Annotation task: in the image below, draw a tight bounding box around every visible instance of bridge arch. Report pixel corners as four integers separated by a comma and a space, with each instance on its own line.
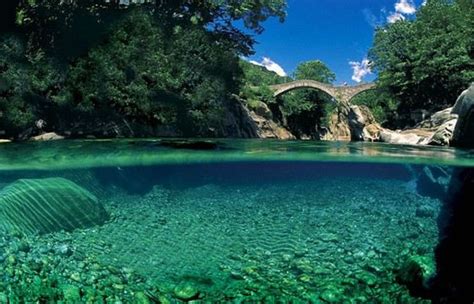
271, 80, 337, 100
269, 80, 376, 105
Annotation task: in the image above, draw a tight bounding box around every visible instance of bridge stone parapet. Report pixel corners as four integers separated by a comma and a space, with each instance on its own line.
269, 80, 376, 105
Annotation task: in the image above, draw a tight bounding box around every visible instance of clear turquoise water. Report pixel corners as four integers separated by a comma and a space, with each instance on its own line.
0, 140, 472, 303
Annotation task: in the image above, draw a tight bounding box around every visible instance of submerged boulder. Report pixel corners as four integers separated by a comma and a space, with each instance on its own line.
396, 255, 435, 297
0, 177, 108, 235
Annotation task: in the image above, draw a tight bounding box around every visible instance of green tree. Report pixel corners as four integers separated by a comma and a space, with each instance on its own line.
278, 60, 336, 138
238, 60, 289, 109
11, 0, 286, 56
0, 36, 61, 137
294, 60, 336, 83
369, 0, 474, 122
350, 89, 400, 126
56, 10, 241, 136
1, 1, 288, 138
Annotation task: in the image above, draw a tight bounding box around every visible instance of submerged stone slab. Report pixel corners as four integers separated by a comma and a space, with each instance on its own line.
0, 177, 108, 235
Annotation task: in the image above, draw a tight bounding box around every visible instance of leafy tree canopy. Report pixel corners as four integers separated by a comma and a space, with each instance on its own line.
294, 60, 336, 84
369, 0, 473, 116
0, 1, 287, 139
6, 0, 286, 56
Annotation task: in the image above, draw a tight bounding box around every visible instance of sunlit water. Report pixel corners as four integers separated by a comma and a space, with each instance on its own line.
0, 140, 473, 303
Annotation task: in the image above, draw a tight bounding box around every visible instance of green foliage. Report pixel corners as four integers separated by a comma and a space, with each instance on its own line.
280, 60, 335, 116
240, 60, 288, 86
241, 86, 275, 110
0, 0, 287, 139
351, 90, 400, 126
278, 60, 336, 138
369, 0, 474, 117
321, 102, 337, 128
0, 36, 61, 137
238, 60, 288, 109
294, 60, 336, 83
55, 10, 241, 136
10, 0, 287, 56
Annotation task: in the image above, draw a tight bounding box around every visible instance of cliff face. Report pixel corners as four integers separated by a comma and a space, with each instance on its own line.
220, 98, 294, 139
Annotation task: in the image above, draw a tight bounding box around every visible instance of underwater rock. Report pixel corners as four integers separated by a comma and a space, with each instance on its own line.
134, 292, 152, 304
0, 177, 108, 235
320, 287, 342, 303
396, 255, 434, 297
415, 205, 436, 218
61, 284, 81, 302
173, 284, 200, 301
159, 140, 220, 150
416, 165, 452, 200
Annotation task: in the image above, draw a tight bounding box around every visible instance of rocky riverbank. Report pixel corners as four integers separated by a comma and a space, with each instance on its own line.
315, 83, 474, 148
1, 84, 472, 148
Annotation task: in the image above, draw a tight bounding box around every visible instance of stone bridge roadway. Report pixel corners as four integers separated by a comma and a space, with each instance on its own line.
269, 80, 376, 104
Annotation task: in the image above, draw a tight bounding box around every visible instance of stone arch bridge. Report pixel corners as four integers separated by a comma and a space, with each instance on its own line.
269, 80, 376, 105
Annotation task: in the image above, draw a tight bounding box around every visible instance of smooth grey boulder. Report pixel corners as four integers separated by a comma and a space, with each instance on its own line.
379, 129, 428, 145
429, 118, 458, 146
452, 83, 474, 148
31, 132, 65, 141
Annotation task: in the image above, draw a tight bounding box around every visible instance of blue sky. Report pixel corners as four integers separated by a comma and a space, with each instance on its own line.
244, 0, 426, 85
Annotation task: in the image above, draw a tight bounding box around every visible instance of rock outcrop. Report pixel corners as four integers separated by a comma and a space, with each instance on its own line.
451, 83, 474, 148
219, 98, 260, 138
358, 106, 458, 146
0, 178, 109, 235
348, 105, 383, 142
379, 129, 430, 145
223, 98, 295, 139
247, 101, 295, 139
374, 83, 473, 147
31, 132, 65, 141
320, 106, 352, 141
320, 104, 382, 142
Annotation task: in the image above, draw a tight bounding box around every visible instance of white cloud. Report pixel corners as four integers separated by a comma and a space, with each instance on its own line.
422, 0, 427, 6
387, 12, 406, 23
248, 57, 287, 77
249, 60, 263, 67
349, 59, 372, 83
395, 0, 416, 14
386, 0, 417, 23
